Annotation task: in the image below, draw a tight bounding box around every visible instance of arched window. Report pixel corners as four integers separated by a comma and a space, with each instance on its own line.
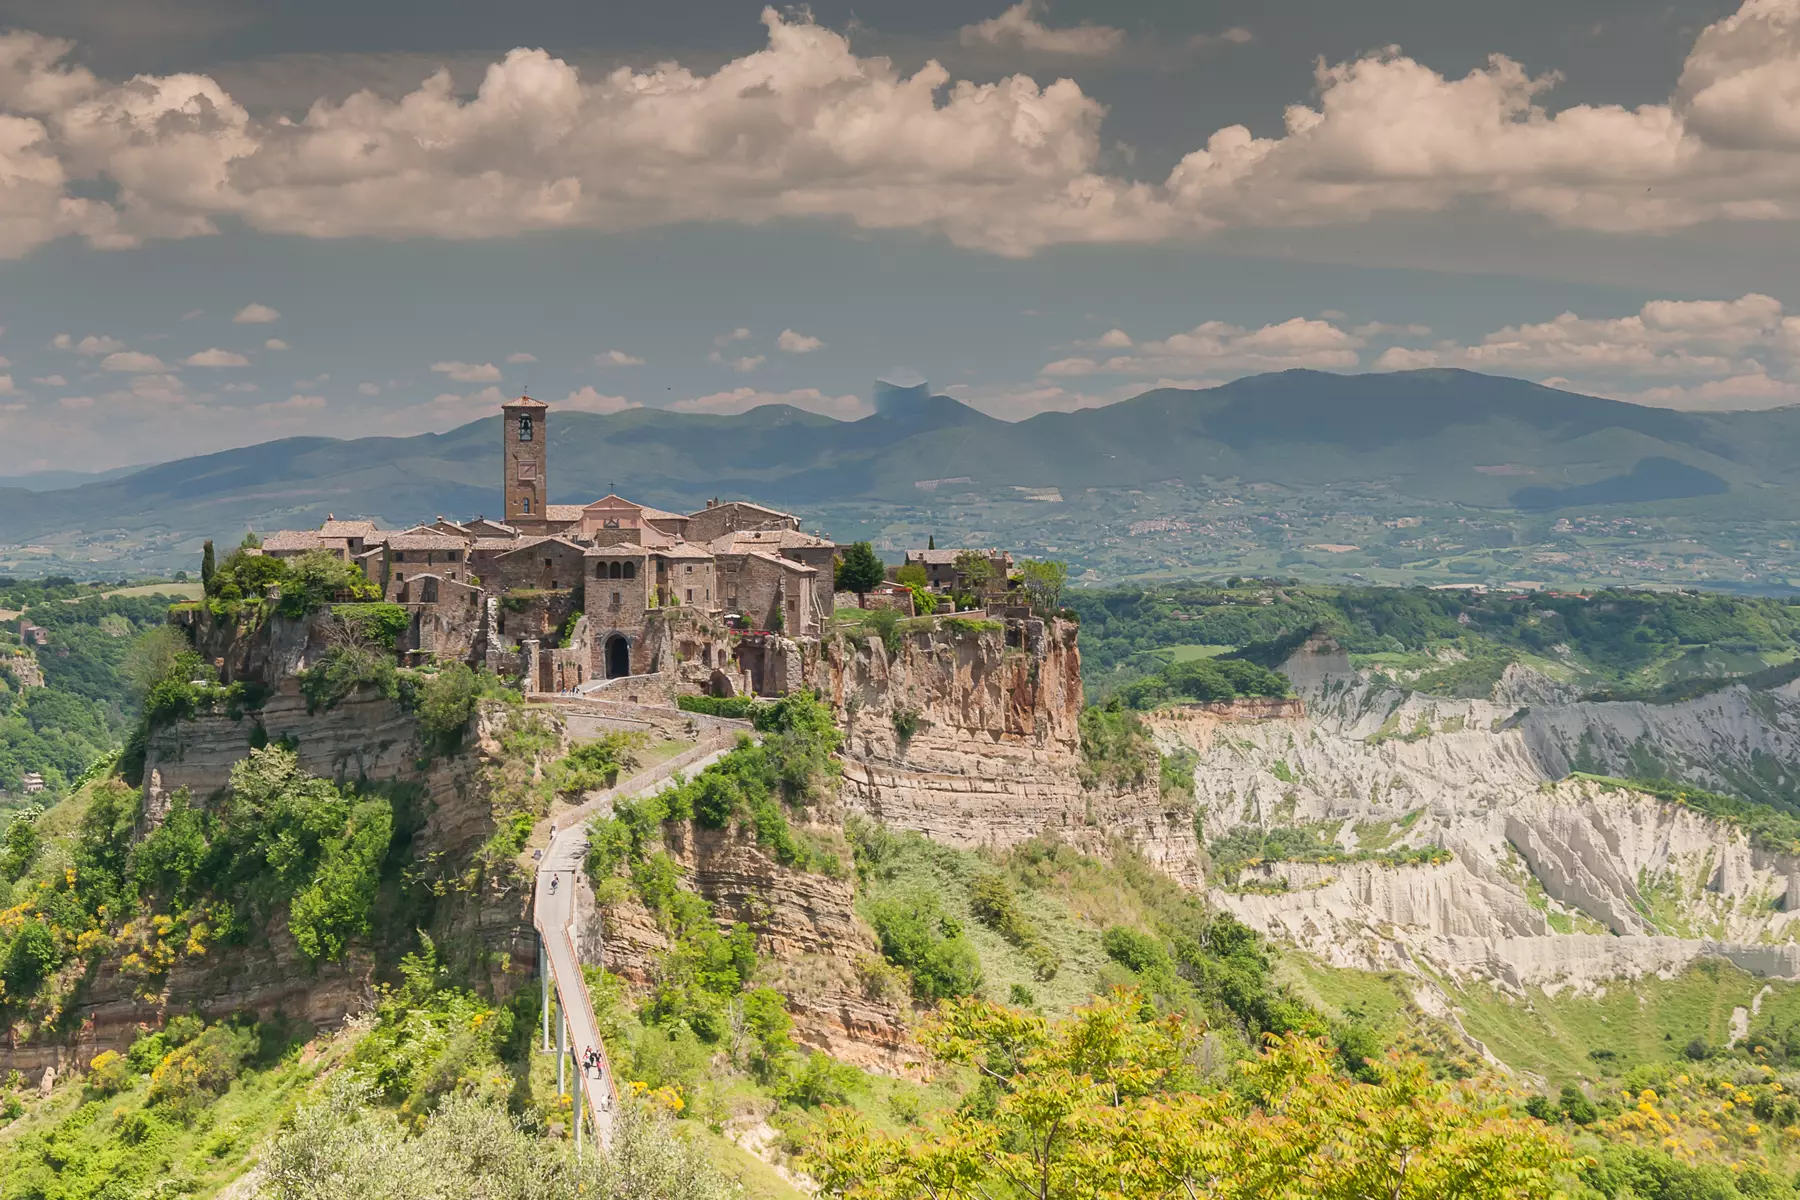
596, 562, 607, 580
518, 415, 533, 442
609, 562, 623, 580
622, 562, 636, 579
521, 496, 532, 514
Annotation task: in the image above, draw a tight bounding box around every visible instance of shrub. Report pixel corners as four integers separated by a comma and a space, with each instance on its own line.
330, 603, 411, 650
297, 644, 396, 712
148, 1021, 258, 1114
677, 695, 757, 719
971, 874, 1059, 980
865, 894, 983, 1003
1101, 925, 1170, 975
865, 606, 902, 655
834, 542, 886, 594
85, 1050, 132, 1095
415, 662, 482, 749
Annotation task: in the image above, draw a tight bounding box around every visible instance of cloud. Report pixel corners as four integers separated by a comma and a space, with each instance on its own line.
58, 395, 93, 409
960, 2, 1126, 58
31, 373, 66, 386
12, 3, 1800, 258
260, 393, 327, 411
357, 382, 381, 395
708, 351, 765, 372
221, 381, 259, 393
777, 328, 824, 354
100, 350, 168, 371
1371, 292, 1800, 410
232, 303, 280, 323
0, 375, 13, 394
505, 351, 537, 363
263, 338, 289, 350
596, 349, 644, 367
52, 333, 125, 354
559, 386, 639, 414
667, 386, 871, 419
1047, 317, 1365, 377
180, 307, 203, 320
714, 328, 751, 346
184, 347, 249, 366
431, 360, 502, 383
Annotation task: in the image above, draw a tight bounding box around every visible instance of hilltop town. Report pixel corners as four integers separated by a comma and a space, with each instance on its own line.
251, 394, 1016, 697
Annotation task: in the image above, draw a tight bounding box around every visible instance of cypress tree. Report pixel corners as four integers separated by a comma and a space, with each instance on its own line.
201, 540, 216, 593
927, 533, 936, 550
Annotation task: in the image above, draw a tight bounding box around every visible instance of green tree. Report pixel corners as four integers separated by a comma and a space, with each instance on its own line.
951, 551, 997, 603
835, 542, 887, 594
806, 991, 1568, 1200
200, 540, 216, 593
1020, 559, 1069, 613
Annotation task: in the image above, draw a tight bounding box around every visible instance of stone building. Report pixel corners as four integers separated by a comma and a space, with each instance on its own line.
257, 394, 848, 690
905, 547, 1016, 595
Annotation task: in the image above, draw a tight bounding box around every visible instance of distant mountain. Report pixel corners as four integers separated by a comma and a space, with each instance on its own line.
0, 465, 148, 492
4, 369, 1798, 572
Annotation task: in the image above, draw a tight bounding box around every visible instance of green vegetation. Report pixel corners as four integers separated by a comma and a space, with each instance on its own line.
805, 990, 1568, 1200
1111, 654, 1291, 710
678, 694, 759, 720
1574, 773, 1800, 853
1069, 582, 1800, 703
1075, 702, 1160, 791
1208, 823, 1453, 882
834, 541, 886, 595
204, 545, 380, 622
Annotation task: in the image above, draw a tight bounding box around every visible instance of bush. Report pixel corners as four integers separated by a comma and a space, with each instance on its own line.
297, 644, 397, 712
330, 603, 411, 650
85, 1050, 132, 1095
970, 874, 1059, 980
835, 542, 886, 594
1101, 925, 1170, 975
865, 894, 983, 1003
147, 1021, 258, 1114
415, 662, 481, 749
677, 695, 757, 720
865, 606, 902, 655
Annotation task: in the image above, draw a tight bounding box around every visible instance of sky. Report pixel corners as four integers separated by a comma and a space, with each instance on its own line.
5, 0, 1800, 473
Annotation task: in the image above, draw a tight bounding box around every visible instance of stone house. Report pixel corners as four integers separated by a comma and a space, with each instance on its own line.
377, 532, 473, 600
905, 548, 1015, 594
685, 499, 800, 543
477, 536, 588, 594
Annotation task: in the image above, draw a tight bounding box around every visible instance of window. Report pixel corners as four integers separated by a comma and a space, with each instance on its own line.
522, 496, 532, 514
596, 563, 607, 579
518, 415, 533, 441
685, 564, 693, 574
623, 562, 636, 579
611, 591, 621, 606
686, 588, 694, 603
393, 551, 405, 562
544, 558, 552, 568
609, 562, 622, 579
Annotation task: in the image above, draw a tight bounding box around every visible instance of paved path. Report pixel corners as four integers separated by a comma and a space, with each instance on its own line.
531, 731, 735, 1150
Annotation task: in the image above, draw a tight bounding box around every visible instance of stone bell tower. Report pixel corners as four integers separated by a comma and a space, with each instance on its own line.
502, 394, 549, 524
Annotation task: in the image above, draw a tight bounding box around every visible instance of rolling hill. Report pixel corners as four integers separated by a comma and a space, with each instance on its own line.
4, 368, 1799, 578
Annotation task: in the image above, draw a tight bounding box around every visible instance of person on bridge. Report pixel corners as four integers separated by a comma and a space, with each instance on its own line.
550, 875, 559, 895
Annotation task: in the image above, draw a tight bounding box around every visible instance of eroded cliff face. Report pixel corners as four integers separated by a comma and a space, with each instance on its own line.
579, 822, 912, 1071
1165, 643, 1800, 994
5, 687, 542, 1075
814, 617, 1200, 881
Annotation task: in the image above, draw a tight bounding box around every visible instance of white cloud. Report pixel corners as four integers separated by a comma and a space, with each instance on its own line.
100, 350, 168, 372
431, 360, 502, 383
777, 328, 824, 354
32, 373, 66, 386
0, 374, 13, 394
180, 307, 203, 320
1372, 291, 1800, 410
52, 333, 125, 354
264, 338, 290, 350
960, 1, 1126, 58
11, 3, 1800, 258
1096, 328, 1133, 347
1047, 317, 1365, 377
221, 381, 259, 393
667, 386, 871, 419
232, 303, 280, 324
559, 386, 640, 414
505, 351, 537, 363
58, 395, 93, 409
714, 328, 752, 346
357, 382, 381, 395
184, 347, 249, 366
596, 349, 645, 367
708, 351, 765, 372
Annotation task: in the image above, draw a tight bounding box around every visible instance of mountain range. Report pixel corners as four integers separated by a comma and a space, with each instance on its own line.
5, 368, 1800, 573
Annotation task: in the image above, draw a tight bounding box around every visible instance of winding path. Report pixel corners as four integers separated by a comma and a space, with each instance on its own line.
530, 714, 741, 1150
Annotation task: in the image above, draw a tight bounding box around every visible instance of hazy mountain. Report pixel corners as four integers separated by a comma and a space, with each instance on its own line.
4, 369, 1797, 571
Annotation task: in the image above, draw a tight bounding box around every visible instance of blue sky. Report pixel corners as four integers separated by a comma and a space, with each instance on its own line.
2, 0, 1800, 473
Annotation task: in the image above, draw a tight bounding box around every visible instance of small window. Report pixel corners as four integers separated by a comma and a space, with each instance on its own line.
611, 591, 621, 605
686, 589, 694, 603
522, 496, 532, 514
685, 564, 693, 574
623, 562, 636, 579
393, 551, 405, 562
518, 415, 534, 442
544, 558, 552, 568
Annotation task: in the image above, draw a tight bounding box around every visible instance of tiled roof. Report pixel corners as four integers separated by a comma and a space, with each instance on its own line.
658, 542, 714, 560
745, 550, 816, 574
466, 519, 517, 535
544, 505, 586, 522
320, 519, 380, 538
711, 529, 835, 553
639, 505, 687, 522
494, 537, 586, 558
505, 395, 549, 408
694, 500, 793, 520
585, 542, 648, 556
471, 537, 525, 552
382, 532, 468, 551
261, 530, 321, 552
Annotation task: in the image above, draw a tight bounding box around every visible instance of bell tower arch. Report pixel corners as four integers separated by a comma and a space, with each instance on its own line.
501, 395, 549, 524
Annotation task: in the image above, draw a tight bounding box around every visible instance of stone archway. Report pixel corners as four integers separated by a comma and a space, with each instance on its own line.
605, 635, 631, 679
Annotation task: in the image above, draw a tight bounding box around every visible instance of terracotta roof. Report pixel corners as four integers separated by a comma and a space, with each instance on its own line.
262, 530, 322, 552
658, 542, 714, 560
909, 548, 1001, 566
472, 537, 525, 552
466, 518, 517, 535
494, 537, 586, 558
584, 542, 649, 556
745, 550, 816, 574
581, 493, 640, 511
544, 505, 587, 522
319, 519, 380, 539
693, 500, 794, 520
639, 505, 687, 522
504, 395, 549, 408
711, 529, 836, 553
382, 532, 469, 551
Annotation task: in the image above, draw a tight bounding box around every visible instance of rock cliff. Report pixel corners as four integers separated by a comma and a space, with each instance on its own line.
817, 616, 1200, 881
1164, 641, 1800, 994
